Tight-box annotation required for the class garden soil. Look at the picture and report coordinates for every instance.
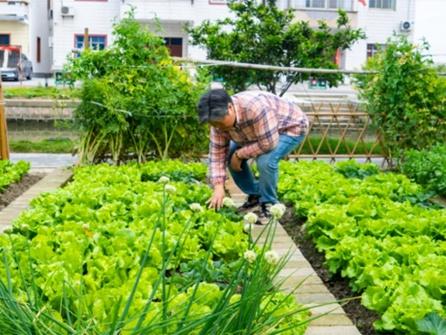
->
[281,208,394,335]
[0,174,44,211]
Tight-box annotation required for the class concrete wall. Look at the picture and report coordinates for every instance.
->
[0,21,29,54]
[29,0,51,74]
[50,0,121,71]
[414,0,446,64]
[345,0,415,70]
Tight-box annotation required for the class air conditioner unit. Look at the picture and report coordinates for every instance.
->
[61,6,74,17]
[400,21,412,32]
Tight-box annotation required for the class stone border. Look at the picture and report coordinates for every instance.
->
[226,179,361,335]
[0,169,73,233]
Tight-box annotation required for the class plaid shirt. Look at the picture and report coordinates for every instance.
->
[209,91,309,186]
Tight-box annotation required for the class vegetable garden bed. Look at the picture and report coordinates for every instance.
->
[0,161,309,335]
[0,160,40,211]
[278,160,446,334]
[0,174,44,211]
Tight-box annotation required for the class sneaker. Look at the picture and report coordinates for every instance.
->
[257,203,273,225]
[237,194,260,213]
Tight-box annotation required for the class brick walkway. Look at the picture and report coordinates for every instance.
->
[226,178,361,335]
[0,169,72,233]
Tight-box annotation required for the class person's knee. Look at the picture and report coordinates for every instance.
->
[257,156,278,174]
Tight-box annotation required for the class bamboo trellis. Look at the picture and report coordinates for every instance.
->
[289,100,390,166]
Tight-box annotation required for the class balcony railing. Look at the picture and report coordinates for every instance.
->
[289,0,355,11]
[0,0,29,22]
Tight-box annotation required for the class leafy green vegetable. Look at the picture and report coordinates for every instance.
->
[279,161,446,333]
[417,313,446,335]
[0,161,308,334]
[0,160,30,192]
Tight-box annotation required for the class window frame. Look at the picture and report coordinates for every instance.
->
[0,33,11,46]
[74,34,107,51]
[366,43,386,59]
[369,0,396,10]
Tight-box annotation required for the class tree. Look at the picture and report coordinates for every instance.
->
[188,0,364,95]
[64,11,209,163]
[355,37,446,160]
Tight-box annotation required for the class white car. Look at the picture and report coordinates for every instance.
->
[0,46,33,81]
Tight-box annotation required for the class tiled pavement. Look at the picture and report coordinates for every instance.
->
[0,169,72,233]
[225,178,362,335]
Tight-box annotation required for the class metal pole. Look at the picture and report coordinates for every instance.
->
[173,57,379,75]
[0,77,9,160]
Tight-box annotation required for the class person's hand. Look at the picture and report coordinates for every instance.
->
[207,184,225,210]
[230,151,242,172]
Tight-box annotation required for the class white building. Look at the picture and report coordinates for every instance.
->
[414,0,446,64]
[0,0,442,76]
[290,0,416,70]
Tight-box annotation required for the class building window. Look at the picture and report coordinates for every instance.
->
[164,37,183,57]
[367,43,386,58]
[0,34,10,46]
[305,0,347,9]
[75,35,106,50]
[369,0,395,9]
[37,37,41,63]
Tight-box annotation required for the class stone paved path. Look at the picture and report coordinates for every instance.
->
[225,178,361,335]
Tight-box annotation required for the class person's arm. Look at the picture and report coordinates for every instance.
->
[208,127,229,209]
[236,107,279,159]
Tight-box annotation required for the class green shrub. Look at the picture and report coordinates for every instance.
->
[355,37,446,160]
[401,145,446,197]
[64,11,210,164]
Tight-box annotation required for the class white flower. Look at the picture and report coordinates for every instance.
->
[264,251,280,265]
[244,250,257,264]
[222,197,236,208]
[189,203,203,212]
[243,212,258,225]
[165,184,176,194]
[243,223,252,233]
[270,203,286,219]
[158,176,170,184]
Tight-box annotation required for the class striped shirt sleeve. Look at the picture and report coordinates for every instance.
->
[209,126,230,187]
[236,103,279,159]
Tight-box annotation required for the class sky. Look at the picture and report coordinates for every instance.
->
[414,0,446,64]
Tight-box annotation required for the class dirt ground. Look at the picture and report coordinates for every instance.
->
[0,174,45,211]
[281,207,394,335]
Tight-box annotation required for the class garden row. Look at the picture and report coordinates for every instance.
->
[278,160,446,334]
[0,161,308,335]
[0,160,29,192]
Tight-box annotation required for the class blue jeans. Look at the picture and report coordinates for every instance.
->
[228,134,304,204]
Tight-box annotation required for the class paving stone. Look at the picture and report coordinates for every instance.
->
[305,326,361,335]
[309,314,353,326]
[279,267,315,278]
[298,293,337,304]
[279,274,323,287]
[296,284,330,294]
[307,303,346,315]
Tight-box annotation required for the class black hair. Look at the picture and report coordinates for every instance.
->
[197,89,232,123]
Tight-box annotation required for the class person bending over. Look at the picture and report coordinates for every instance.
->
[197,89,308,224]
